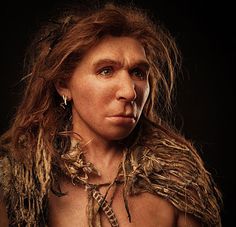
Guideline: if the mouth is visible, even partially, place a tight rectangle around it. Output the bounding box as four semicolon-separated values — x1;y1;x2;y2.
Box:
107;114;137;124
113;113;137;119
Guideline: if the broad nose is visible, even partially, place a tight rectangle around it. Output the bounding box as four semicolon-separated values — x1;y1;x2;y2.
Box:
116;71;137;102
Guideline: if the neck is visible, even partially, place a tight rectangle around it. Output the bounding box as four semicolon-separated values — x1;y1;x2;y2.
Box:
85;140;123;166
71;129;124;166
71;135;124;184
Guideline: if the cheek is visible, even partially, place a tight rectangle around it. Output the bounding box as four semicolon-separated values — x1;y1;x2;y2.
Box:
138;83;150;108
144;83;150;102
70;81;112;112
69;82;93;115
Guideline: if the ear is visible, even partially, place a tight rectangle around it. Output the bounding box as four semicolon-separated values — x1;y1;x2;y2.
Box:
54;79;72;100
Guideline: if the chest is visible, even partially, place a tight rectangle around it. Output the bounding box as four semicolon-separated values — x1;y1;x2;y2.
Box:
48;182;177;227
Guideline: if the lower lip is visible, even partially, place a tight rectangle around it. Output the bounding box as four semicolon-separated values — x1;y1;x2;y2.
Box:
107;116;136;124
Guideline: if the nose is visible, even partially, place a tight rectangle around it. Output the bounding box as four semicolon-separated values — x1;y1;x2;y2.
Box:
116;71;137;103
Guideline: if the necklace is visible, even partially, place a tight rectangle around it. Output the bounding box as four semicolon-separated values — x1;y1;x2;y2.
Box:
59;140;125;227
85;169;123;227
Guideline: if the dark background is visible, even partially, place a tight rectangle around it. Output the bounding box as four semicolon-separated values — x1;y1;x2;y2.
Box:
0;1;234;226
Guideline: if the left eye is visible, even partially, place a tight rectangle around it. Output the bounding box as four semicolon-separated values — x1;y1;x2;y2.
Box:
130;68;146;80
98;67;113;76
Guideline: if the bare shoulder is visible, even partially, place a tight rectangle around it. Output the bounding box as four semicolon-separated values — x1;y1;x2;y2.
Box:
124;192;178;227
128;192;203;227
141;137;221;226
138;192;202;227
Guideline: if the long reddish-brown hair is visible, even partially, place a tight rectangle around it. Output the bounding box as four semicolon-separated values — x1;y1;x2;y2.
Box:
0;2;182;161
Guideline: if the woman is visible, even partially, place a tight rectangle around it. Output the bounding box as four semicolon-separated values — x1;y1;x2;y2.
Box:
0;2;222;226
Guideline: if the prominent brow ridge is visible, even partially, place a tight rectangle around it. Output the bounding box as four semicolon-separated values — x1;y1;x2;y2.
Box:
93;58;150;70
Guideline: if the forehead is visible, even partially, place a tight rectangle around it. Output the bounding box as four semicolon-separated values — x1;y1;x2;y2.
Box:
81;36;148;66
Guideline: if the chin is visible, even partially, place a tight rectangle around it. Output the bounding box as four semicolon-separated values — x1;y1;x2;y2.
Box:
104;129;134;141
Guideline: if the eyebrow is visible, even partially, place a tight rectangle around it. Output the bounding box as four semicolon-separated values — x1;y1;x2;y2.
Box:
92;58;150;71
92;59;122;69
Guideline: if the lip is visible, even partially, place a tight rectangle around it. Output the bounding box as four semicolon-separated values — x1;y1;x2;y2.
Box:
107;114;136;124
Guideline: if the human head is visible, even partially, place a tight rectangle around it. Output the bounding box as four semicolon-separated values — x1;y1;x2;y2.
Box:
6;2;180;154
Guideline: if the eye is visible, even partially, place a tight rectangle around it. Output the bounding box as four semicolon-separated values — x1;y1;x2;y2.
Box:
98;66;113;77
130;68;147;80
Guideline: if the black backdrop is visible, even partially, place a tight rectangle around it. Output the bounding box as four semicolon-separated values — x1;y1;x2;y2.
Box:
0;1;234;226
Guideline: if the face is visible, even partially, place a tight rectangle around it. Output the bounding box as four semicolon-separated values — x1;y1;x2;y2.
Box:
63;36;150;142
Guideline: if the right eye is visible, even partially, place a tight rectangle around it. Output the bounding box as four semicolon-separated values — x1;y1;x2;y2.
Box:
98;67;113;77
